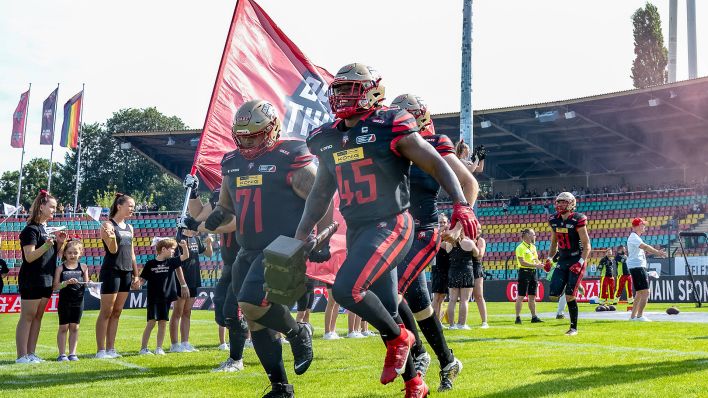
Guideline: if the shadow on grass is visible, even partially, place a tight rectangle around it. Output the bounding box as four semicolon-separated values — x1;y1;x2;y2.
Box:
477;358;708;398
690;336;708;340
0;363;215;391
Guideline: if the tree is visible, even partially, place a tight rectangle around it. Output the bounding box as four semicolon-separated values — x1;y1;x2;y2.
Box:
0;158;62;208
631;2;668;88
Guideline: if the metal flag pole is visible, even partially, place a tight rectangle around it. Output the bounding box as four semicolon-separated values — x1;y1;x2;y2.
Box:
16;83;31;208
73;84;85;214
460;0;473;148
48;83;60;192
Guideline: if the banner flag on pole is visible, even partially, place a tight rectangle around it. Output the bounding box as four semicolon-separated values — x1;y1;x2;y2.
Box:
3;203;18;216
60;90;83;148
191;0;333;191
40;88;59;145
11;90;30;148
86;206;102;223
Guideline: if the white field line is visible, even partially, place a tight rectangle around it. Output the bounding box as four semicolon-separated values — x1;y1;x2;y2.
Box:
476;338;708;357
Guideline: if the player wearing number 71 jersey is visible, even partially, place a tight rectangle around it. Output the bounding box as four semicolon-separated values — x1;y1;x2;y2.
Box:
545;192;591;336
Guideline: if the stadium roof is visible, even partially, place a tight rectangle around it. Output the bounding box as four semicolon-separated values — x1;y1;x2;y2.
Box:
114;77;708;182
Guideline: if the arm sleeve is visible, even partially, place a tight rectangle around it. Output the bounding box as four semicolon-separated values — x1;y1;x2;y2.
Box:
576;214;587;228
289;142;315;170
435;135;456;156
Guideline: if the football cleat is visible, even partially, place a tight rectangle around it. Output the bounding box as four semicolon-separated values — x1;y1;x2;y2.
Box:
381;325;415;384
262;383;295;398
556;314;565;319
514;317;522;325
565;328;578;336
413;352;431;377
288;322;313;375
403;374;430;398
212;358;244;372
438;357;463;392
531;316;543;323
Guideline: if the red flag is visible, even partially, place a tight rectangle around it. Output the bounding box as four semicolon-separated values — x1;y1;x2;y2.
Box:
11;90;30;148
192;0;333;190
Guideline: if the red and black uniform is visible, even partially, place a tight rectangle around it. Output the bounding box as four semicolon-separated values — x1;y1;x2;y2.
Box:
548;212;587;298
396;132;454;312
307;107;416;328
220;140;314;307
208;189;241;328
615;253;633;301
598;255;616;303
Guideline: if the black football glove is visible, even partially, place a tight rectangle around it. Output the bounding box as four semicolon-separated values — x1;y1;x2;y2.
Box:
308;245;331;263
204;207;227;231
181;216;201;232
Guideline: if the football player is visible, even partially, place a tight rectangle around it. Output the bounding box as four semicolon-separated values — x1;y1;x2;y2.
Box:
544;192;591;336
389;94;478;391
294;64;478;398
204;100;332;398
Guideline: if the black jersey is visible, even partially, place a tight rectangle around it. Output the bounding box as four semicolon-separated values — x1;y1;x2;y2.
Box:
102;219;134;272
210;190;239;267
221;140;314;250
409;132;455;230
58;263;85;305
19;222;57;288
615;254;628;275
548;212;587;260
598;256;616;277
307;107;417;225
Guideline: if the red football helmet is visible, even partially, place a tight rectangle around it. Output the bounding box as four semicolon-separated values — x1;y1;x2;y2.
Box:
390;94;432;134
327;63;385;119
554;192;577;214
232;100;281;159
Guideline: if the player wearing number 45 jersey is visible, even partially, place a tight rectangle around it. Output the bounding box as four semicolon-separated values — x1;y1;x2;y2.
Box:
204;100;333;398
295;63;478;398
544;192;591;336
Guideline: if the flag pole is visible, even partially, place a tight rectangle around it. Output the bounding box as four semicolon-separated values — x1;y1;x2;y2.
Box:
16;83;31;208
72;84;85;214
48;83;60;193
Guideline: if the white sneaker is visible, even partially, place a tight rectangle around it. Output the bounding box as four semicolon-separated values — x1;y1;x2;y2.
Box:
480;322;489;329
212;357;244;372
322;332;339;340
629;317;638;321
57;354;69;362
181;342;199;352
457;324;471;330
95;350;111;359
448;324;459;330
361;330;377;337
636;316;652;322
218;343;230;351
27;353;44;363
15;355;33;364
170;343;185;353
106;349;121;358
155;347;166;355
139;348;153;355
244;339;253;349
347;331;364;338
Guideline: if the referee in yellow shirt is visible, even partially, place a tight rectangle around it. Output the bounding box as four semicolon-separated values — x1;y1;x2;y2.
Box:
514;228;543;324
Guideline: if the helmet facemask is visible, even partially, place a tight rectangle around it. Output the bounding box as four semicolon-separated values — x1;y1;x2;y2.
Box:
554;192;577;214
232;100;281;160
328;63;385;119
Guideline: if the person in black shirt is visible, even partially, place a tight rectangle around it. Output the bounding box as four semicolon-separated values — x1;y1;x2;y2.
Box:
138;238;189;355
15;190;67;364
0;238;8;293
597;248;617;305
96;193;139;359
169;229;212;353
431;215;451;319
53;239;89;361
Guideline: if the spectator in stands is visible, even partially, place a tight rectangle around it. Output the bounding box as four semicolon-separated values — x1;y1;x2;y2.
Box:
170;229;212;352
15;190;67;363
96;193;139;359
138;238;190;355
53;238;89;361
502;202;509;216
514;228;543;324
65;203;73;217
57;203;65;219
76;203;83;214
627;218;667;321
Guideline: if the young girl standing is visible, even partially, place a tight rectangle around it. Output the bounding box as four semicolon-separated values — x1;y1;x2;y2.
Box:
54;239;89;361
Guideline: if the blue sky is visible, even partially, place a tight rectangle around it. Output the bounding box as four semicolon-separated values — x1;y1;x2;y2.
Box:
1;0;706;174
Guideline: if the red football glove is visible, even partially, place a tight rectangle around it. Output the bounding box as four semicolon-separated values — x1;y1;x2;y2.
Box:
570;261;585;275
450;203;480;240
543;259;552;273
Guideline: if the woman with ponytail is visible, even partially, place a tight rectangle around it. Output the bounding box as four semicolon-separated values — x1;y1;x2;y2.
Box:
15;190;67;364
95;193;138;359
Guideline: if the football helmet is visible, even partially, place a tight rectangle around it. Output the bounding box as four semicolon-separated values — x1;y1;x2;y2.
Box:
554;192;576;214
327;63;385;119
391;94;432;133
232;100;281;159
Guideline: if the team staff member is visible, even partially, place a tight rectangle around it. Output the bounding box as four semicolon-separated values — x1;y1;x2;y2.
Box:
615;245;632;304
627;218;666;321
514;228;543;324
597;248;617;305
96;193;139;359
16;190;67;363
295;63;478;398
185;188;247;372
545;192;592;336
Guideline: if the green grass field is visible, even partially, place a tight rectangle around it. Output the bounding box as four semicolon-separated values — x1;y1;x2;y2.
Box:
1;302;706;397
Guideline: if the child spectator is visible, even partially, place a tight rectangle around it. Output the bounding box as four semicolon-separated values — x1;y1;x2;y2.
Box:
53;238;90;361
139;238;190;355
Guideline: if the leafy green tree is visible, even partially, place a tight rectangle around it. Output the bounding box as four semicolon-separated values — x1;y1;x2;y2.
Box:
631;2;668;88
0;158;62;208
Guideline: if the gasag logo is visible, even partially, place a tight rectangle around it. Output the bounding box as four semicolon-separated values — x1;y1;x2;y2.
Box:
356;134;377;144
258;165;277;173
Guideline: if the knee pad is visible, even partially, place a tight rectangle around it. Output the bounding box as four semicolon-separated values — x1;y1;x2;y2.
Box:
413;306;434;321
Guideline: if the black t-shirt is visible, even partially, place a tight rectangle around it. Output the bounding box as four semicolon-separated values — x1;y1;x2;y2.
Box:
19;222;57;288
179;236;204;289
307;106;417;226
409;132;455;230
58;262;85;305
221;140;313;250
141;257;182;303
548;212;587;260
